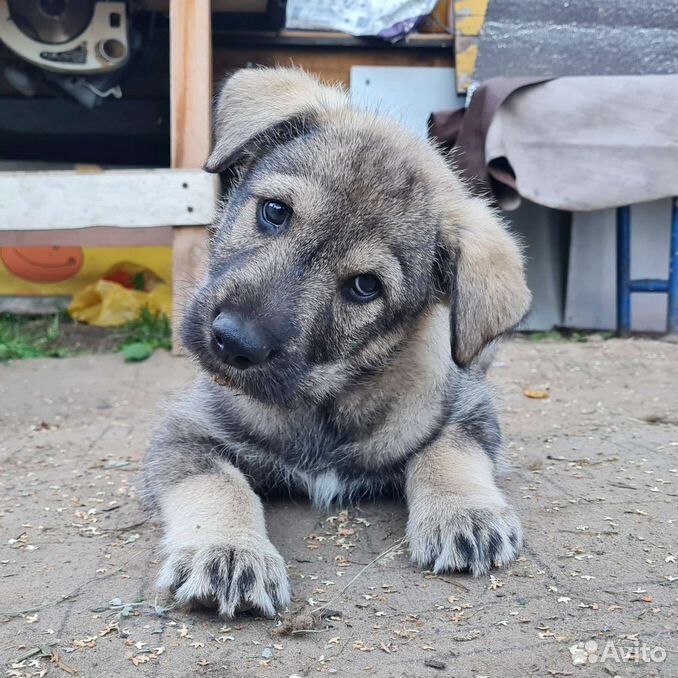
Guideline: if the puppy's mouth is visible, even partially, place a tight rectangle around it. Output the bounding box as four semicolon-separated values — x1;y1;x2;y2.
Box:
201;345;310;404
209;371;257;397
206;353;278;384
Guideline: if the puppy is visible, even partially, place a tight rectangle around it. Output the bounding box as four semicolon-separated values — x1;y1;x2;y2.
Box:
142;68;531;618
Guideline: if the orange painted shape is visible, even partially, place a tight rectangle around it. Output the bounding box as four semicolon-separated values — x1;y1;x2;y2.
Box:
0;246;85;283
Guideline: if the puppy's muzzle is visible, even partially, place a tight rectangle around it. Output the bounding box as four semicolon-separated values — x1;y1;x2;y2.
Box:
211;312;278;369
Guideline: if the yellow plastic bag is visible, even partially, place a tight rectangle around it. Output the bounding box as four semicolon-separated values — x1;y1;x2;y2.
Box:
69;279;171;327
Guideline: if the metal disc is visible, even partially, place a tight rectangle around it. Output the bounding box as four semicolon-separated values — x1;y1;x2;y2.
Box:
8;0;95;45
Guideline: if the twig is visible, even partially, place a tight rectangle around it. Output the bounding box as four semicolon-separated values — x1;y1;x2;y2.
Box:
290;628;327;634
557;529;619;536
0;548;150;622
50;648;79;676
313;536;407;615
425;574;471;592
608;481;638;490
547;455;619;465
99;520;148;534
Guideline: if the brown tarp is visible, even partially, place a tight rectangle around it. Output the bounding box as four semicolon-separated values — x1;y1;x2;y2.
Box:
430;75;678;211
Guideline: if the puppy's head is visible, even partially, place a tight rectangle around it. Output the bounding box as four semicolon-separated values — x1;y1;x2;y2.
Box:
182;68;530;404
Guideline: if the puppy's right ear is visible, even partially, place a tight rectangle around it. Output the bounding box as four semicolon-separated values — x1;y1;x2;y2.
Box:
441;195;531;367
204;67;348;174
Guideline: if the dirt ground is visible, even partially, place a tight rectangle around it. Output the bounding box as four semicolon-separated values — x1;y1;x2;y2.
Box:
1;337;677;678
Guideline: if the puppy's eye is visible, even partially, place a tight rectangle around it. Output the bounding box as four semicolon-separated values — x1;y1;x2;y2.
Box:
345;274;382;303
258;199;291;233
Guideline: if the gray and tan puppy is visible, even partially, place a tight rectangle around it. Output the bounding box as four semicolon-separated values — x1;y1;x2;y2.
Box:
142;67;531;618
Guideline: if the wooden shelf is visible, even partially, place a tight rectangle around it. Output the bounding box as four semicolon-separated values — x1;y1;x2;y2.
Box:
212;29;453;50
142;0;268;12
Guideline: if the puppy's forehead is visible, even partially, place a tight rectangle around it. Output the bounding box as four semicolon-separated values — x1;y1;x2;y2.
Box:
266;118;427;205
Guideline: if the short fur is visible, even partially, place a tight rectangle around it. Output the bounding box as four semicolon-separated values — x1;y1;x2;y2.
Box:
142;68;531;617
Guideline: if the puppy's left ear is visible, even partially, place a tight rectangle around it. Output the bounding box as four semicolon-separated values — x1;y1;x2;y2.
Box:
442;196;531;367
204;67;347;173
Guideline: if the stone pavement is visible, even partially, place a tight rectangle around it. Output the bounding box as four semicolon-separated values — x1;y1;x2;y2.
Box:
1;338;677;677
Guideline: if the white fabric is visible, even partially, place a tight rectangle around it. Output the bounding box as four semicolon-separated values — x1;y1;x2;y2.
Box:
485;75;678;211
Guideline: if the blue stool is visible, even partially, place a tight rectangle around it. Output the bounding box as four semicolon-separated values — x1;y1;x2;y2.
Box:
616;199;678;337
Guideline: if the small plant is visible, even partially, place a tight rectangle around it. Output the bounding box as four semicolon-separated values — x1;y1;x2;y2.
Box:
0;313;70;361
117;307;172;362
526;330;612;343
527;330;570;342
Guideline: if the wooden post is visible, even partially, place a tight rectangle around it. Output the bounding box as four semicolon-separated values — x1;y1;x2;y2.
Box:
170;0;213;350
453;0;489;93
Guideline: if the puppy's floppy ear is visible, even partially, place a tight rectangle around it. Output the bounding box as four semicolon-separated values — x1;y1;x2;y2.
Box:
442;196;531;367
204;67;348;173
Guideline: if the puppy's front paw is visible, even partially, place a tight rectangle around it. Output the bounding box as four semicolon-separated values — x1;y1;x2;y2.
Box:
158;532;290;618
407;497;523;576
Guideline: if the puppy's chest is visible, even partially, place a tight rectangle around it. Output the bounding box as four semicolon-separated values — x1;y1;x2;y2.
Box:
271;419;405;507
272;410;368;472
223;403;396;477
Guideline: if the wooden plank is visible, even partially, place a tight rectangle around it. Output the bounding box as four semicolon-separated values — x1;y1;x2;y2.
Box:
0;226;173;247
170;0;213;351
454;36;479;93
453;0;488;92
170;2;213;169
213;30;453;48
454;0;489;34
0;169;217;230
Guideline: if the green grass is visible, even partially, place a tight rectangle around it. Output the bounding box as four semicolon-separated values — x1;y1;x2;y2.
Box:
527;330;581;342
526;330;614;343
116;307;172;362
0;307;171;363
0;313;71;360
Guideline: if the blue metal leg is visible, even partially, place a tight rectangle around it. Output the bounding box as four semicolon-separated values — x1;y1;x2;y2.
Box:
616;206;632;337
667;199;678;335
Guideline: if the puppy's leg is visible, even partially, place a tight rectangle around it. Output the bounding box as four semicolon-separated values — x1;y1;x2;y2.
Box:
154;465;290;618
406;432;522;576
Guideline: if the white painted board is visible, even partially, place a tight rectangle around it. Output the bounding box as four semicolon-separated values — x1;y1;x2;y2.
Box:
350;66;464;139
0;169;218;231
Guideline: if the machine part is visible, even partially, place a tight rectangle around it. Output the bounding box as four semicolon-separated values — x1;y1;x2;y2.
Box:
82;80;122;98
0;0;130;74
8;0;94;45
43;69;123;107
3;65;39;97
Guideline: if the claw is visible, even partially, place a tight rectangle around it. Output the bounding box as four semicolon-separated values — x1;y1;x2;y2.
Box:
158;538;291;618
408;502;523;577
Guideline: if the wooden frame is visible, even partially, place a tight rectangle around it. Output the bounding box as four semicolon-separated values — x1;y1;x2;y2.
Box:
453;0;489;92
169;0;213;349
0;227;173;248
0;169;216;231
0;168;217;250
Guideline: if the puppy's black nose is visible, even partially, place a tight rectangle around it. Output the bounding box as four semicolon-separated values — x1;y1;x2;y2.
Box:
211;312;275;369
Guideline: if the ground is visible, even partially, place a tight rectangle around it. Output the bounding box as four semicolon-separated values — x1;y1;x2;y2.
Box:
1;338;677;678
